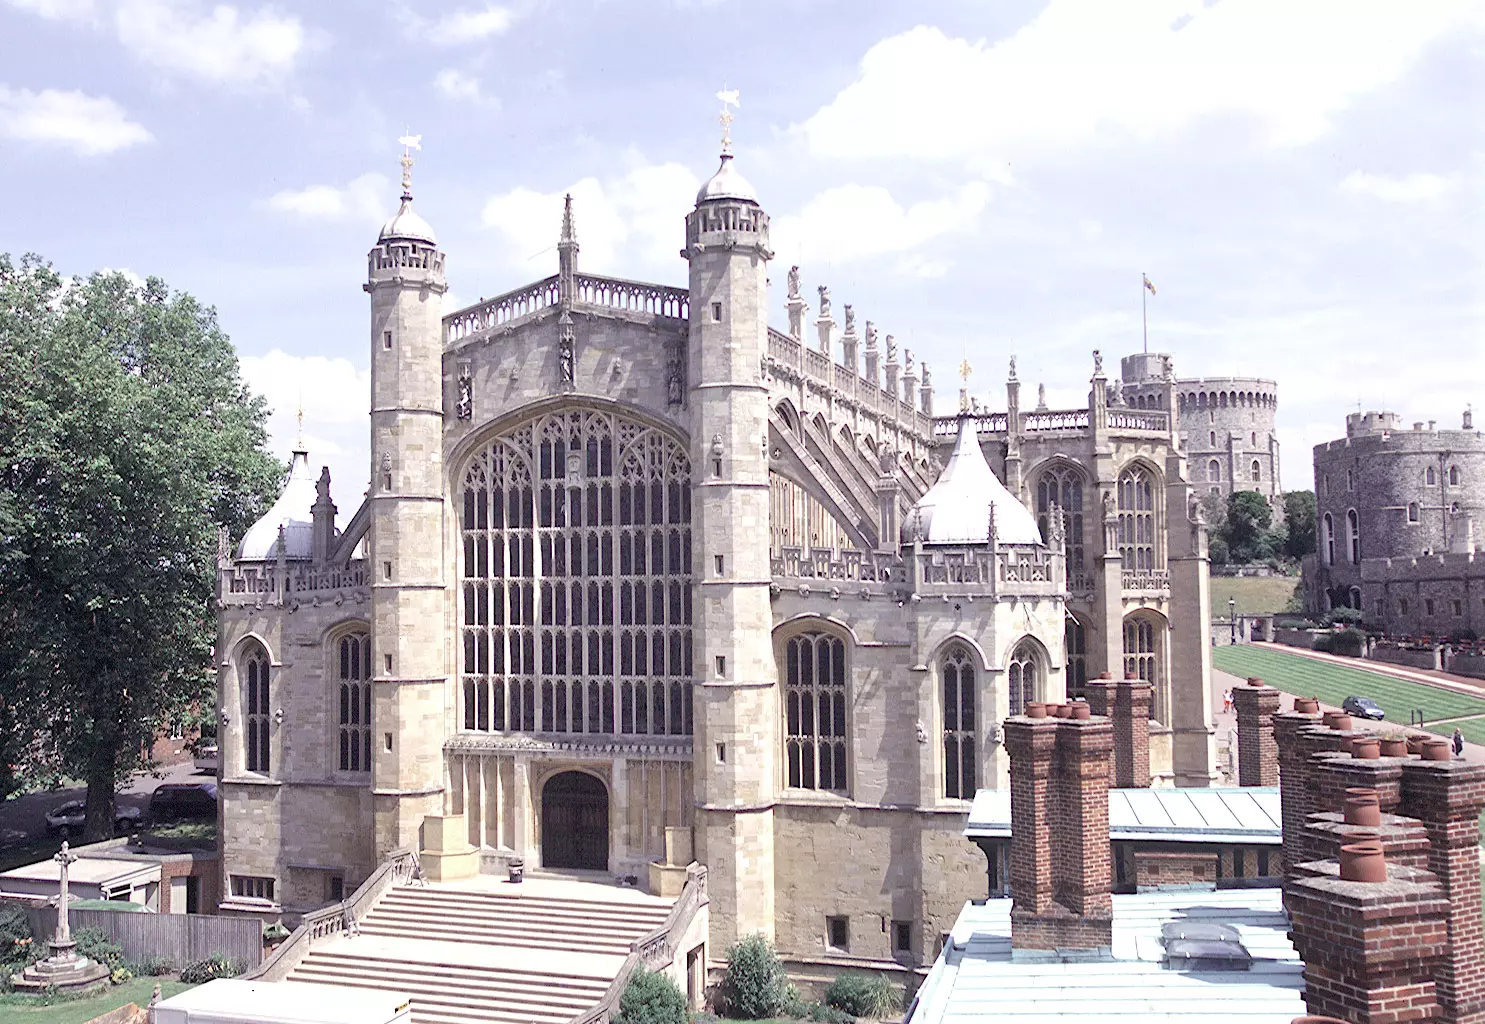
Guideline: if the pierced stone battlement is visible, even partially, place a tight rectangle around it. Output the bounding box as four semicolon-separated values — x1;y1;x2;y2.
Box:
443;273;690;348
220;559;369;608
367;241;445;277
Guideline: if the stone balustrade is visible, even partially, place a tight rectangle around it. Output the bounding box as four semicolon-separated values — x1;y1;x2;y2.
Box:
220;560;368;607
1121;569;1171;594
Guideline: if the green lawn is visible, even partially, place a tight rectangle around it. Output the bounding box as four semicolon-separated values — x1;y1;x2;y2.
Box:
1210;576;1301;616
0;978;193;1023
1212;645;1485;731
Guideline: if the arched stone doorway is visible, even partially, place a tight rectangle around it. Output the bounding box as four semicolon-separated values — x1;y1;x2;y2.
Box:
541;771;609;871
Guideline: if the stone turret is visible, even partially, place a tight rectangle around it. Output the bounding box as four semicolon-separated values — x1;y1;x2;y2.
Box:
684;143;778;947
311;466;336;564
365;142;448;858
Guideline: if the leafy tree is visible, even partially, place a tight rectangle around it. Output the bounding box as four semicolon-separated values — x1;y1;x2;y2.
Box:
1282;490;1316;559
719;934;788;1019
617;967;689;1024
0;254;279;834
1224;490;1275;564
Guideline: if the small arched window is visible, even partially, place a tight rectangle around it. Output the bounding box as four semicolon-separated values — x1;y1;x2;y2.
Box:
1346;469;1354;491
1209;431;1216;446
1408;502;1419;523
242;645;271;774
1251;460;1261;482
1208;459;1221;482
1347;509;1360;563
337;633;372;772
1006;642;1041;717
1427;466;1437;486
784;632;849;793
1450;465;1461;486
941;647;976;800
1064;617;1087;700
1323;513;1335;564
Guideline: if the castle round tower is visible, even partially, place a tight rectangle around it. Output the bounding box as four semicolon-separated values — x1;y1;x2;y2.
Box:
366;144;449;856
1120;354;1281;510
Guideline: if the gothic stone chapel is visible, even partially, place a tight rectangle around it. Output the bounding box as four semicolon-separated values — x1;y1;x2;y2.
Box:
215;135;1218;964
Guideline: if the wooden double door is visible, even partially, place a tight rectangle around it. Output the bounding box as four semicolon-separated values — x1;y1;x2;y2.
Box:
541;771;609;871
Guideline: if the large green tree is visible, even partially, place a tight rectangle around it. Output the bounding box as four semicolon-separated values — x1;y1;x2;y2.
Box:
0;254;279;838
1224;489;1276;563
1282;489;1316;559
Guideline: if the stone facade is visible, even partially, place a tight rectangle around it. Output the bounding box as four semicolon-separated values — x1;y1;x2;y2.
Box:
1305;408;1485;632
215;146;1221;969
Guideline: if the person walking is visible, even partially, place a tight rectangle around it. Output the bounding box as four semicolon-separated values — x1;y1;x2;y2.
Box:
1453;727;1465;760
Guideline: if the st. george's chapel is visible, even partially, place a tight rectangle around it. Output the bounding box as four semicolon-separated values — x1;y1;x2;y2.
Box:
214;120;1219;964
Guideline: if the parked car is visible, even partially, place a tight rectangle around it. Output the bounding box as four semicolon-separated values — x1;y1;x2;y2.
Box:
146;782;218;826
194;741;219;773
45;800;142;838
1342;695;1386;721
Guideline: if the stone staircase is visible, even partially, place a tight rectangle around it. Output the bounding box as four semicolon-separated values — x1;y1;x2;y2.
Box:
286;884;673;1024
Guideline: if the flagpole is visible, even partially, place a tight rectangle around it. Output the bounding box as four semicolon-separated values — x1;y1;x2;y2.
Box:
1142;271;1148;354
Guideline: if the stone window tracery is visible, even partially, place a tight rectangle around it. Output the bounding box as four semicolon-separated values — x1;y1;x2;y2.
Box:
783;632;848;793
1123;616;1162;717
458;408;693;738
941;646;976;800
243;645;271;774
1117;465;1160;572
337;633;371;772
1007;641;1041;717
1064;617;1087;699
1035;466;1085;572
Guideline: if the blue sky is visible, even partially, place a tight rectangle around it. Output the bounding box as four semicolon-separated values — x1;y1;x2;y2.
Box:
3;0;1482;505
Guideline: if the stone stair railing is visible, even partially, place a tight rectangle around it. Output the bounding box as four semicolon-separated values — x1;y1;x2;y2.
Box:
244;846;424;982
567;864;709;1024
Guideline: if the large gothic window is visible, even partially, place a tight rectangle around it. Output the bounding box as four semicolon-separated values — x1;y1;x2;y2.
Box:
242;645;271;774
337;633;371;772
942;647;976;800
1064;617;1087;699
784;632;848;793
1117;465;1160;572
458;409;694;738
1035;467;1084;573
1007;641;1041;717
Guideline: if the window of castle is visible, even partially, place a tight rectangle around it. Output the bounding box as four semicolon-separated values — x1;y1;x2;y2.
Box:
1065;616;1087;699
1007;641;1041;717
1450;465;1461;486
243;645;271;774
1426;598;1436;617
457;409;693;738
1427;466;1437;486
1117;465;1160;572
1408;503;1419;523
1035;467;1084;572
1347;509;1359;563
1210;431;1216;446
337;633;371;772
1453;599;1463;617
1346;469;1354;491
941;646;976;800
1323;513;1335;564
1208;459;1221;483
784;632;848;792
1400;598;1410;615
1251;460;1261;482
1123;618;1160;704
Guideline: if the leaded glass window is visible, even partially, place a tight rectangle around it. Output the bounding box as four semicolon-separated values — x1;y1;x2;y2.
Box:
1007;642;1040;716
1064;616;1087;699
458;409;693;737
337;633;371;772
784;632;848;792
1035;466;1084;572
1117;465;1160;572
942;647;976;799
243;646;270;774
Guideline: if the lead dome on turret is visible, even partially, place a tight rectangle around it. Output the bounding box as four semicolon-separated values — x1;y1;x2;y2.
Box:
695;153;758;205
379;197;437;245
904;416;1043;546
237;450;317;559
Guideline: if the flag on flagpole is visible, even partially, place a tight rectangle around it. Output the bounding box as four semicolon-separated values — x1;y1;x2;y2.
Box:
1143;274;1157;296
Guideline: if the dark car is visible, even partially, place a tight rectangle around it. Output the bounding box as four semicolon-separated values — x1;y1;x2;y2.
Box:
146;782;218;826
1342;695;1386;721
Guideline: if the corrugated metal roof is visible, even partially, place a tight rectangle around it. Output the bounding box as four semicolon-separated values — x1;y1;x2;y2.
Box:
908;890;1305;1024
965;787;1282;844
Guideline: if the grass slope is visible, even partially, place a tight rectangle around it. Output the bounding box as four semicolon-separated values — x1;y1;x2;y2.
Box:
1210;576;1301;616
0;978;193;1023
1212;645;1485;731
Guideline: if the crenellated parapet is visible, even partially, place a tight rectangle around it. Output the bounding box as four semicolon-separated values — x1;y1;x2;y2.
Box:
220;559;369;609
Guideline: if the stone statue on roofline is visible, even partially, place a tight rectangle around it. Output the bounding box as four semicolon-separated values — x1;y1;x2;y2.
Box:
817;285;831;319
886;335;897;362
865;321;878;351
843;304;856;334
787;265;800;300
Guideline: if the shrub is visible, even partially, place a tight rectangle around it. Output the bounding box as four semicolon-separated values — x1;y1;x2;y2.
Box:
823;974;898;1018
180;953;244;984
0;905;41;969
719;933;788;1020
74;928;123;970
616;967;689;1024
128;954;175;976
808;1004;854;1024
1318;627;1365;657
110;966;133;985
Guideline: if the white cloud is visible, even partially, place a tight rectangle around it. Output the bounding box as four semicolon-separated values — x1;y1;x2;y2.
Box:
239;349;371;524
795;3;1482;167
113;0;304;87
403;3;514;45
771;182;991;270
265;173;389;224
481;158;699;272
0;85;151;155
4;0;96;19
433;68;496;107
1340;170;1457;203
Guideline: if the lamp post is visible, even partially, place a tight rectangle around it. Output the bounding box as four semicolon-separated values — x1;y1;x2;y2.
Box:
1229;597;1237;645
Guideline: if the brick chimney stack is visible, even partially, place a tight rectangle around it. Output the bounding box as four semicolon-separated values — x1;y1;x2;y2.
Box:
1082;673;1152;789
1232;677;1280;786
1005;705;1114;951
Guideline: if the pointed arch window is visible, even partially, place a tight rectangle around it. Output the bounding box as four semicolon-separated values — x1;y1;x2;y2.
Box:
1208;459;1221;483
1450;465;1461;486
784;632;849;793
1323;513;1335;564
1064;617;1087;699
1427;466;1437;486
1117;465;1160;572
242;646;271;774
1007;641;1041;717
1346;509;1360;564
1035;466;1085;572
942;646;976;800
1251;460;1261;482
337;633;372;772
1123;617;1161;717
